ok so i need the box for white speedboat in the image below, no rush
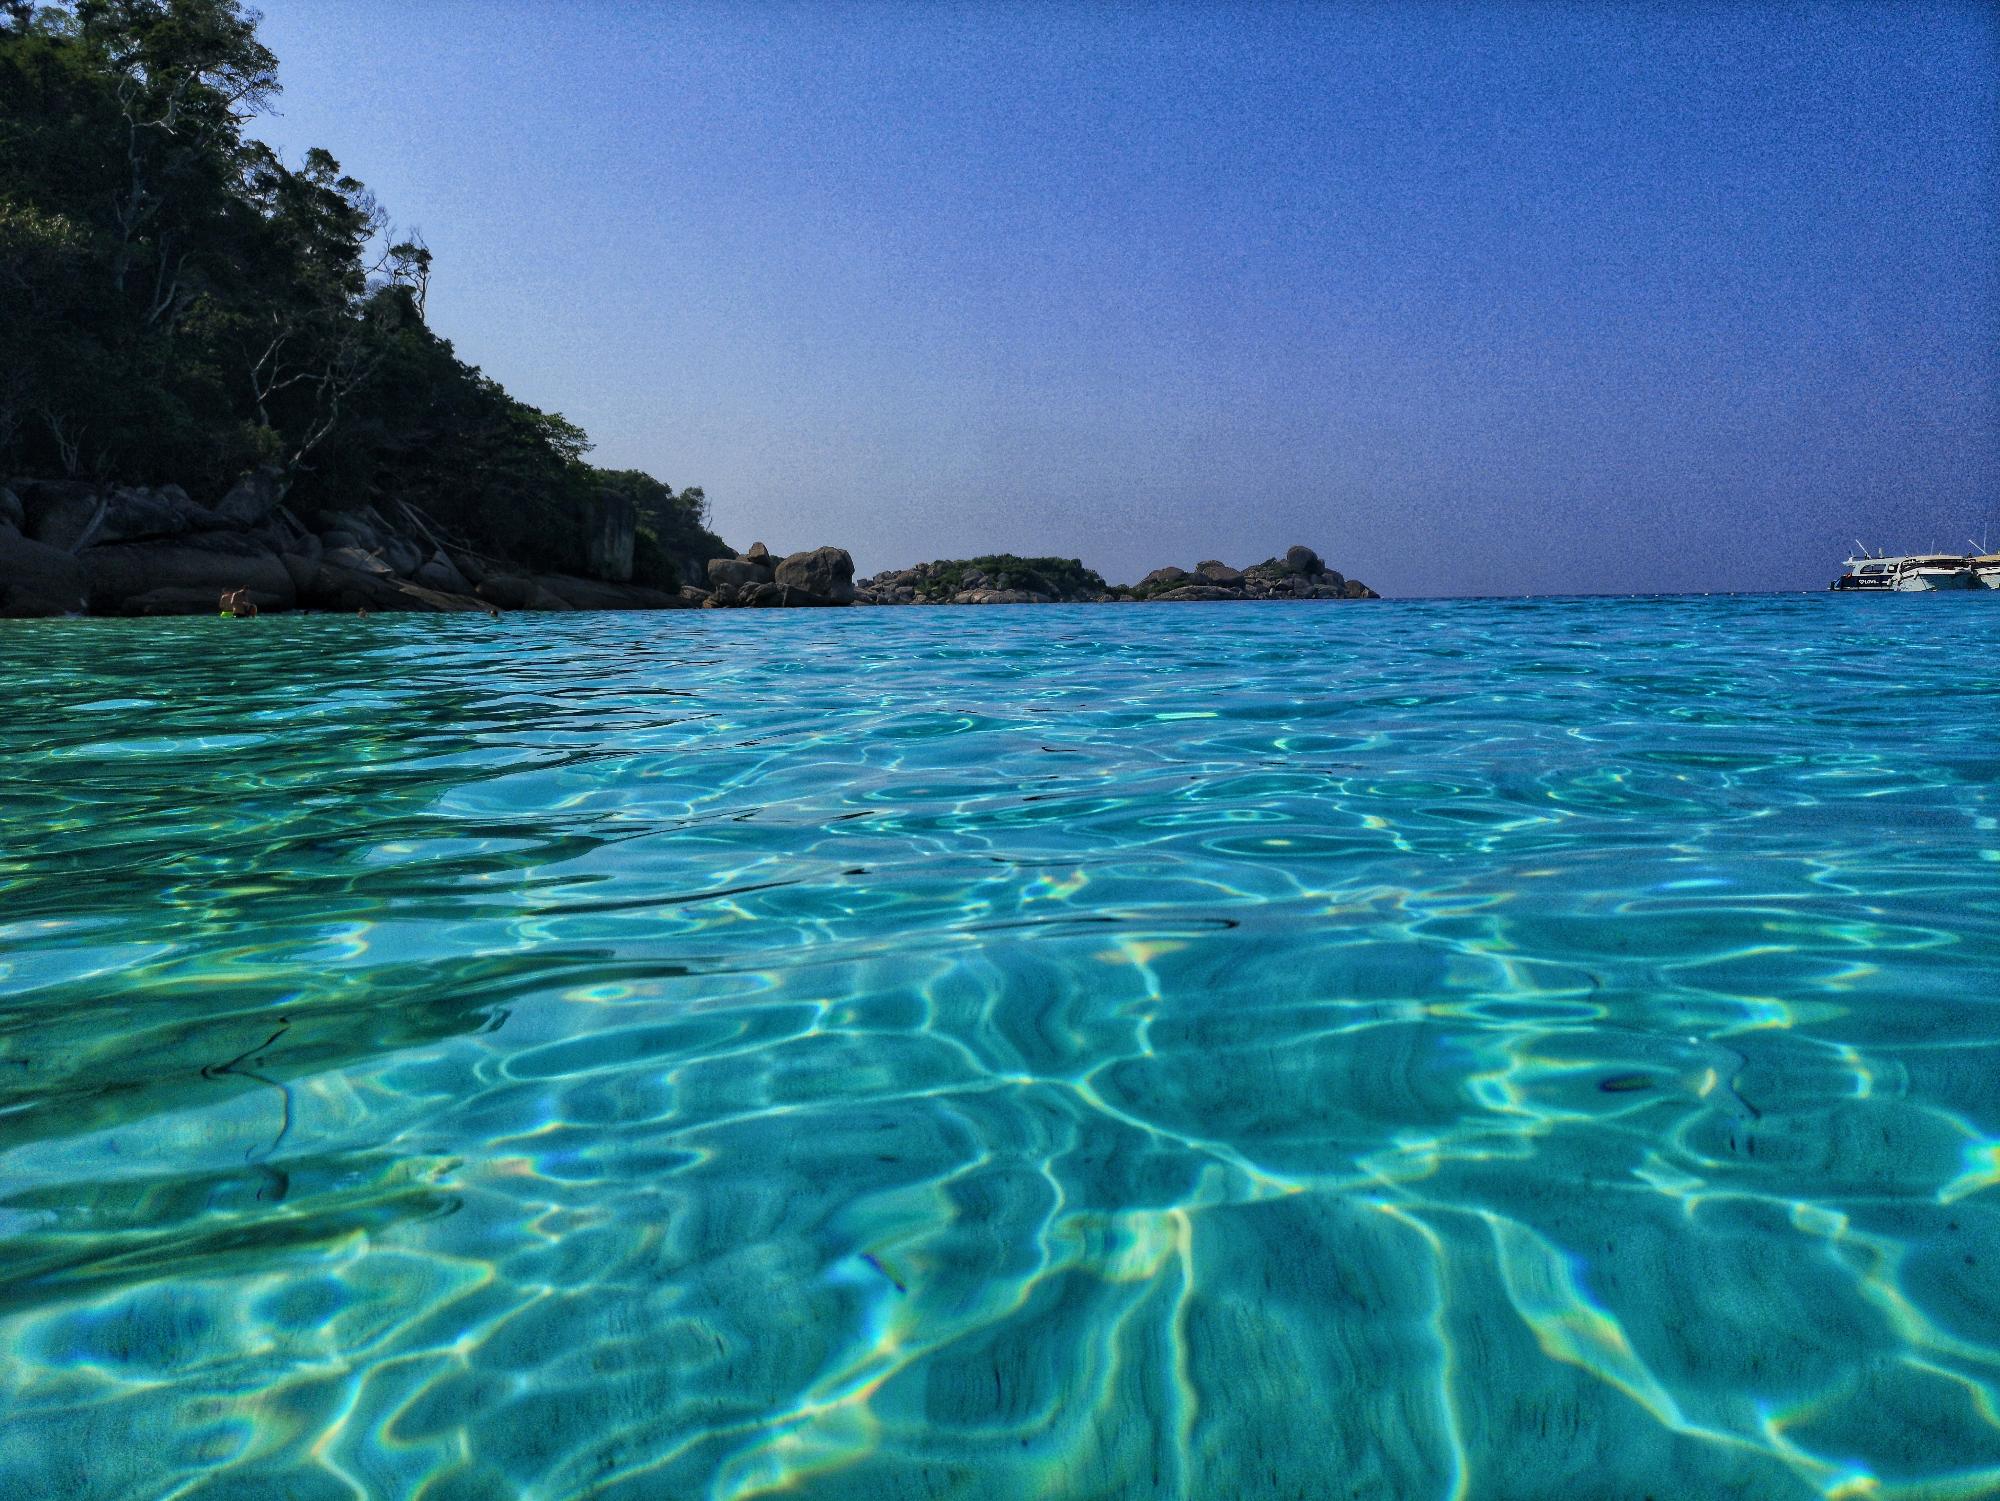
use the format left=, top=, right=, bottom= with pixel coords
left=1972, top=554, right=2000, bottom=590
left=1831, top=553, right=1980, bottom=591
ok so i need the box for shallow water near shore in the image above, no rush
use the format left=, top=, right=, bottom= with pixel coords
left=2, top=593, right=1998, bottom=1500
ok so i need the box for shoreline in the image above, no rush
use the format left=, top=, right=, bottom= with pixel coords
left=1, top=477, right=1378, bottom=619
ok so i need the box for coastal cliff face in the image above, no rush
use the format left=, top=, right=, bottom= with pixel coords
left=1, top=476, right=1378, bottom=616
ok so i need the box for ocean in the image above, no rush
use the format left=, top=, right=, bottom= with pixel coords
left=2, top=594, right=1997, bottom=1499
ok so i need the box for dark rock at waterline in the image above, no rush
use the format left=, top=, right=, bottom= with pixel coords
left=1, top=467, right=750, bottom=615
left=1284, top=544, right=1323, bottom=576
left=951, top=587, right=1044, bottom=604
left=307, top=560, right=491, bottom=613
left=1154, top=584, right=1249, bottom=602
left=537, top=574, right=695, bottom=611
left=83, top=531, right=296, bottom=615
left=0, top=527, right=88, bottom=616
left=475, top=575, right=569, bottom=612
left=774, top=546, right=856, bottom=604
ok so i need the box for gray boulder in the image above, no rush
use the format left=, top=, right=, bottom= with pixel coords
left=0, top=486, right=22, bottom=533
left=11, top=479, right=97, bottom=545
left=708, top=557, right=772, bottom=589
left=96, top=486, right=219, bottom=545
left=1284, top=544, right=1324, bottom=576
left=316, top=511, right=381, bottom=550
left=213, top=465, right=288, bottom=527
left=1139, top=566, right=1190, bottom=588
left=28, top=484, right=223, bottom=552
left=773, top=546, right=855, bottom=604
left=413, top=550, right=471, bottom=595
left=1196, top=560, right=1244, bottom=585
left=0, top=529, right=88, bottom=616
left=26, top=488, right=106, bottom=552
left=378, top=534, right=425, bottom=579
left=322, top=545, right=394, bottom=577
left=83, top=532, right=295, bottom=614
left=743, top=541, right=772, bottom=563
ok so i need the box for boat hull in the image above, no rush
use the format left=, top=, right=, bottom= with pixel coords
left=1892, top=569, right=1980, bottom=591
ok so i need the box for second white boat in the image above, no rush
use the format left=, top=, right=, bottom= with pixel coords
left=1835, top=553, right=1982, bottom=591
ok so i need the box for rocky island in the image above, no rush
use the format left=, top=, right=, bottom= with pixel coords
left=1, top=471, right=1376, bottom=616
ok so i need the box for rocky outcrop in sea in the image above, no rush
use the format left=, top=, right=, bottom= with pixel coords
left=2, top=473, right=1377, bottom=617
left=853, top=544, right=1377, bottom=605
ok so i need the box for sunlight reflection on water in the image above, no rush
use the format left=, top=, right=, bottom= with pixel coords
left=1, top=595, right=1997, bottom=1499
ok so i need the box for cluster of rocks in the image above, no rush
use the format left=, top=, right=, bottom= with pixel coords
left=856, top=560, right=1097, bottom=605
left=3, top=477, right=1380, bottom=618
left=689, top=544, right=858, bottom=607
left=855, top=544, right=1375, bottom=605
left=1132, top=545, right=1375, bottom=601
left=0, top=470, right=696, bottom=618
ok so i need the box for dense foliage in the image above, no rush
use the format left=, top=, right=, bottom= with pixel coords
left=0, top=0, right=720, bottom=578
left=907, top=555, right=1110, bottom=602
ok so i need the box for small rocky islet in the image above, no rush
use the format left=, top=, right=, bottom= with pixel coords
left=0, top=470, right=1376, bottom=618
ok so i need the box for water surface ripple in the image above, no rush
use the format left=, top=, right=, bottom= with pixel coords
left=2, top=596, right=1998, bottom=1499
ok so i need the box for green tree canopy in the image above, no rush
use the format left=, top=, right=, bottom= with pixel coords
left=0, top=0, right=708, bottom=576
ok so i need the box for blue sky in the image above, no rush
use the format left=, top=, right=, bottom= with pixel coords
left=250, top=1, right=1999, bottom=596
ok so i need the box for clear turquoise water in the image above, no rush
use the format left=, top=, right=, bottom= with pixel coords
left=2, top=595, right=1998, bottom=1501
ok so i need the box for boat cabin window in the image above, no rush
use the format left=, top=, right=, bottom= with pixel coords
left=1860, top=564, right=1889, bottom=574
